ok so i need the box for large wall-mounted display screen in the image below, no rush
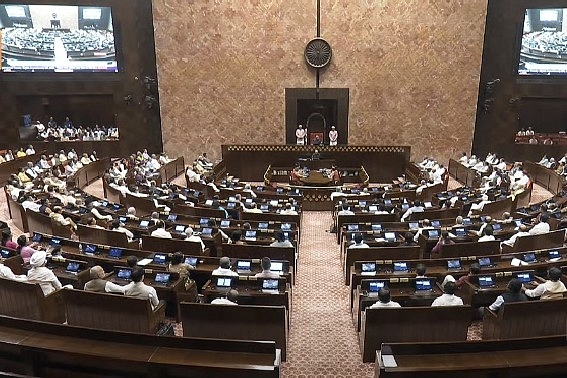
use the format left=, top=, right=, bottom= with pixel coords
left=518, top=8, right=567, bottom=76
left=0, top=4, right=118, bottom=73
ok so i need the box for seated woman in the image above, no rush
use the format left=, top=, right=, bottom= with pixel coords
left=16, top=235, right=40, bottom=264
left=1, top=229, right=18, bottom=250
left=168, top=252, right=195, bottom=278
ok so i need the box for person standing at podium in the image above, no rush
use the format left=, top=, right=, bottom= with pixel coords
left=296, top=125, right=306, bottom=145
left=329, top=126, right=338, bottom=146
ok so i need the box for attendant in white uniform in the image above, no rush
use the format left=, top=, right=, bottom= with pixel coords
left=329, top=126, right=338, bottom=146
left=295, top=125, right=306, bottom=145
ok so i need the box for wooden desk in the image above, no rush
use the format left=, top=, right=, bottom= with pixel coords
left=202, top=278, right=291, bottom=311
left=376, top=336, right=567, bottom=378
left=0, top=314, right=280, bottom=377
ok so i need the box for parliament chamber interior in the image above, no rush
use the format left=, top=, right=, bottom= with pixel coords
left=3, top=0, right=567, bottom=377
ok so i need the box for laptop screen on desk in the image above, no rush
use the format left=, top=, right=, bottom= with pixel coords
left=359, top=201, right=367, bottom=207
left=393, top=262, right=408, bottom=272
left=155, top=273, right=170, bottom=284
left=515, top=272, right=532, bottom=283
left=139, top=220, right=150, bottom=228
left=431, top=220, right=441, bottom=228
left=237, top=260, right=251, bottom=271
left=201, top=227, right=213, bottom=236
left=117, top=268, right=132, bottom=280
left=549, top=250, right=561, bottom=260
left=362, top=262, right=376, bottom=272
left=84, top=244, right=97, bottom=254
left=371, top=224, right=382, bottom=231
left=492, top=223, right=502, bottom=231
left=368, top=205, right=378, bottom=212
left=245, top=230, right=256, bottom=239
left=227, top=202, right=236, bottom=209
left=270, top=262, right=283, bottom=272
left=478, top=257, right=492, bottom=267
left=50, top=238, right=61, bottom=246
left=118, top=216, right=127, bottom=223
left=220, top=220, right=230, bottom=228
left=462, top=218, right=472, bottom=226
left=523, top=253, right=537, bottom=263
left=478, top=275, right=495, bottom=287
left=32, top=232, right=42, bottom=243
left=66, top=262, right=80, bottom=272
left=258, top=222, right=269, bottom=230
left=281, top=223, right=292, bottom=230
left=415, top=279, right=433, bottom=291
left=167, top=214, right=178, bottom=222
left=348, top=224, right=359, bottom=231
left=199, top=218, right=209, bottom=226
left=262, top=279, right=279, bottom=290
left=368, top=280, right=386, bottom=293
left=175, top=225, right=186, bottom=232
left=216, top=277, right=232, bottom=287
left=408, top=222, right=419, bottom=230
left=260, top=204, right=269, bottom=211
left=153, top=254, right=167, bottom=264
left=447, top=259, right=461, bottom=269
left=454, top=228, right=467, bottom=237
left=108, top=248, right=123, bottom=259
left=0, top=249, right=10, bottom=258
left=185, top=257, right=198, bottom=266
left=428, top=229, right=440, bottom=238
left=384, top=232, right=396, bottom=241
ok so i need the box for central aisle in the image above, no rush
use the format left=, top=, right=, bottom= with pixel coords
left=281, top=211, right=374, bottom=377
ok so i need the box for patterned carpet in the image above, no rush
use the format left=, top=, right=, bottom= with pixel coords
left=0, top=177, right=553, bottom=377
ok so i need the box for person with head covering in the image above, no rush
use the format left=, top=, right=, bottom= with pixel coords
left=26, top=251, right=63, bottom=295
left=329, top=126, right=338, bottom=146
left=296, top=125, right=306, bottom=145
left=184, top=226, right=205, bottom=252
left=84, top=265, right=126, bottom=293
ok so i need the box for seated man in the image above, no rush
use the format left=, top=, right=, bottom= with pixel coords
left=311, top=148, right=320, bottom=159
left=184, top=226, right=205, bottom=252
left=348, top=233, right=369, bottom=249
left=150, top=221, right=172, bottom=239
left=211, top=289, right=239, bottom=305
left=478, top=226, right=495, bottom=242
left=522, top=267, right=567, bottom=300
left=501, top=224, right=529, bottom=249
left=270, top=231, right=293, bottom=248
left=0, top=258, right=27, bottom=281
left=110, top=219, right=134, bottom=242
left=84, top=265, right=126, bottom=293
left=415, top=264, right=427, bottom=278
left=337, top=203, right=354, bottom=216
left=212, top=256, right=239, bottom=276
left=400, top=200, right=424, bottom=222
left=481, top=278, right=527, bottom=315
left=529, top=214, right=550, bottom=235
left=431, top=281, right=463, bottom=307
left=369, top=288, right=401, bottom=308
left=123, top=267, right=160, bottom=309
left=254, top=257, right=281, bottom=279
left=26, top=251, right=67, bottom=295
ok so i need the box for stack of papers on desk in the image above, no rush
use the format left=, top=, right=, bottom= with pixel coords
left=137, top=258, right=153, bottom=266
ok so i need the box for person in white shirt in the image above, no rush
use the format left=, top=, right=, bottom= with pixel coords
left=413, top=219, right=433, bottom=242
left=369, top=288, right=401, bottom=308
left=458, top=152, right=468, bottom=164
left=150, top=221, right=172, bottom=239
left=401, top=200, right=424, bottom=222
left=270, top=231, right=294, bottom=248
left=431, top=281, right=464, bottom=307
left=478, top=227, right=496, bottom=242
left=89, top=202, right=113, bottom=221
left=186, top=165, right=201, bottom=183
left=495, top=158, right=507, bottom=171
left=26, top=251, right=66, bottom=295
left=39, top=155, right=51, bottom=170
left=111, top=220, right=134, bottom=242
left=466, top=155, right=478, bottom=167
left=254, top=257, right=281, bottom=279
left=86, top=217, right=105, bottom=229
left=337, top=203, right=354, bottom=216
left=242, top=184, right=257, bottom=198
left=242, top=202, right=263, bottom=213
left=279, top=203, right=298, bottom=215
left=0, top=260, right=27, bottom=281
left=25, top=145, right=36, bottom=155
left=211, top=289, right=239, bottom=305
left=80, top=153, right=92, bottom=165
left=468, top=194, right=491, bottom=216
left=522, top=267, right=567, bottom=300
left=501, top=224, right=529, bottom=249
left=122, top=267, right=160, bottom=309
left=529, top=214, right=550, bottom=235
left=211, top=256, right=239, bottom=276
left=184, top=226, right=205, bottom=252
left=538, top=155, right=549, bottom=166
left=348, top=233, right=369, bottom=248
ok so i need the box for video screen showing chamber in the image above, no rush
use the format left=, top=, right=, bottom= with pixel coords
left=0, top=4, right=118, bottom=72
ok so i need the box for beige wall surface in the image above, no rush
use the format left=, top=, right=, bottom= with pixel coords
left=153, top=0, right=487, bottom=167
